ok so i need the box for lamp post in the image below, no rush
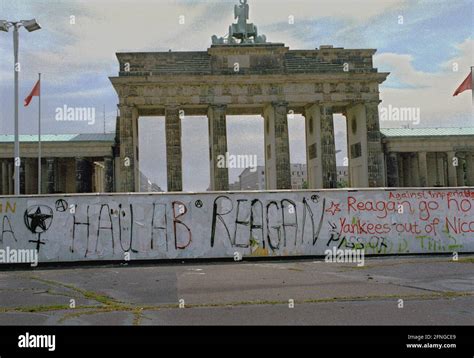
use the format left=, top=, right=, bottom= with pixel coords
left=0, top=19, right=41, bottom=196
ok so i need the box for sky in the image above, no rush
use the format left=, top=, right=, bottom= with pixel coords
left=0, top=0, right=472, bottom=191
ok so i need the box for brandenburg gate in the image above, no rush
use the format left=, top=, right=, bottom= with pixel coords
left=110, top=0, right=389, bottom=192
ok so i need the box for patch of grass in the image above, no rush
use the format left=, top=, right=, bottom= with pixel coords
left=22, top=275, right=135, bottom=323
left=58, top=306, right=136, bottom=324
left=132, top=308, right=144, bottom=326
left=42, top=289, right=83, bottom=300
left=0, top=304, right=100, bottom=314
left=28, top=276, right=125, bottom=306
left=301, top=291, right=472, bottom=304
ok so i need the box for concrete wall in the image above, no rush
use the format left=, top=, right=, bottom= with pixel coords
left=0, top=188, right=473, bottom=264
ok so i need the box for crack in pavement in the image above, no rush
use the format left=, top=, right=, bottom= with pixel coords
left=1, top=290, right=472, bottom=325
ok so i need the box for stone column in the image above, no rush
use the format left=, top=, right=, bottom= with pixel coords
left=386, top=152, right=399, bottom=187
left=0, top=160, right=6, bottom=195
left=397, top=154, right=404, bottom=187
left=447, top=151, right=458, bottom=187
left=7, top=160, right=13, bottom=195
left=426, top=153, right=437, bottom=187
left=418, top=151, right=428, bottom=187
left=92, top=162, right=103, bottom=193
left=118, top=105, right=138, bottom=192
left=402, top=154, right=411, bottom=187
left=456, top=154, right=465, bottom=186
left=263, top=101, right=291, bottom=189
left=304, top=104, right=319, bottom=189
left=113, top=114, right=121, bottom=192
left=320, top=105, right=337, bottom=188
left=19, top=159, right=26, bottom=194
left=104, top=156, right=114, bottom=192
left=466, top=153, right=474, bottom=186
left=365, top=102, right=385, bottom=187
left=165, top=106, right=183, bottom=192
left=75, top=157, right=92, bottom=193
left=409, top=153, right=420, bottom=187
left=435, top=153, right=446, bottom=186
left=305, top=104, right=335, bottom=188
left=24, top=158, right=37, bottom=194
left=46, top=158, right=56, bottom=194
left=208, top=104, right=229, bottom=191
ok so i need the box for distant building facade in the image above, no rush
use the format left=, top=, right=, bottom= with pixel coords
left=337, top=166, right=349, bottom=186
left=228, top=181, right=241, bottom=191
left=140, top=171, right=163, bottom=192
left=0, top=133, right=115, bottom=195
left=236, top=164, right=307, bottom=190
left=382, top=128, right=474, bottom=187
left=290, top=164, right=307, bottom=189
left=239, top=166, right=265, bottom=190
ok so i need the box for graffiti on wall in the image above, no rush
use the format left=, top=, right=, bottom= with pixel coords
left=0, top=188, right=473, bottom=263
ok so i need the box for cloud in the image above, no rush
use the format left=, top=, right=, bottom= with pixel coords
left=45, top=86, right=112, bottom=100
left=249, top=0, right=409, bottom=24
left=376, top=53, right=437, bottom=88
left=0, top=0, right=415, bottom=84
left=375, top=37, right=473, bottom=128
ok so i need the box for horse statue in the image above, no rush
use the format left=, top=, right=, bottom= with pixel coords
left=212, top=0, right=267, bottom=45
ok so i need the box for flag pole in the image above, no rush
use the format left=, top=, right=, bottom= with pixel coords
left=37, top=73, right=41, bottom=194
left=471, top=66, right=473, bottom=104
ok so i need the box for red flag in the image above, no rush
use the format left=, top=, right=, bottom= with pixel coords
left=453, top=71, right=472, bottom=96
left=24, top=79, right=40, bottom=106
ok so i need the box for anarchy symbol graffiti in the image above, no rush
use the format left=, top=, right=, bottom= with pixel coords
left=195, top=200, right=203, bottom=208
left=311, top=194, right=320, bottom=203
left=55, top=199, right=68, bottom=212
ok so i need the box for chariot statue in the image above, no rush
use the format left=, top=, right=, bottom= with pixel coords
left=212, top=0, right=267, bottom=45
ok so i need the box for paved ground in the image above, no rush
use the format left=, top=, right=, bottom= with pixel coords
left=0, top=255, right=473, bottom=325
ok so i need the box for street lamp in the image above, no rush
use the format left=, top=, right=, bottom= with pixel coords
left=0, top=19, right=41, bottom=195
left=0, top=21, right=9, bottom=32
